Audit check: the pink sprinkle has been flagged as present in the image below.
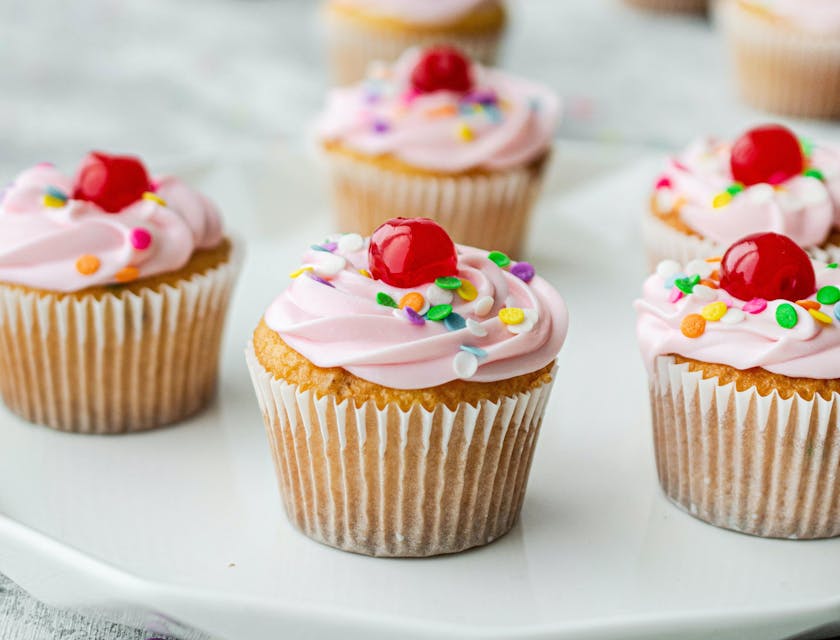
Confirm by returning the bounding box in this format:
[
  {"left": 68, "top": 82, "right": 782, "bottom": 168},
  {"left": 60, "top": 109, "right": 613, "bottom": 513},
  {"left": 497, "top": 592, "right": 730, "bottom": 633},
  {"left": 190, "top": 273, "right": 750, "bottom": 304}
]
[
  {"left": 655, "top": 176, "right": 672, "bottom": 190},
  {"left": 148, "top": 180, "right": 159, "bottom": 192},
  {"left": 668, "top": 288, "right": 684, "bottom": 303},
  {"left": 742, "top": 298, "right": 767, "bottom": 314},
  {"left": 130, "top": 227, "right": 152, "bottom": 251},
  {"left": 401, "top": 88, "right": 420, "bottom": 104},
  {"left": 672, "top": 160, "right": 688, "bottom": 172}
]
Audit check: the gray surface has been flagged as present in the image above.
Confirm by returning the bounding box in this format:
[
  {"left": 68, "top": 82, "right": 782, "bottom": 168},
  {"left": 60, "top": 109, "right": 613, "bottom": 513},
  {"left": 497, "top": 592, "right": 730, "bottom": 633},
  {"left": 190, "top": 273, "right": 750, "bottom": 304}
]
[{"left": 2, "top": 0, "right": 840, "bottom": 638}]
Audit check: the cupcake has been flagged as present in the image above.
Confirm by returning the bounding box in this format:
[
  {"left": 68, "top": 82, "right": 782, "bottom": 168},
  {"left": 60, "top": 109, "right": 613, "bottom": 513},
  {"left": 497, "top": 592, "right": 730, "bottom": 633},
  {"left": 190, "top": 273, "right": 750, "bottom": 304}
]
[
  {"left": 322, "top": 0, "right": 507, "bottom": 86},
  {"left": 643, "top": 123, "right": 840, "bottom": 268},
  {"left": 317, "top": 46, "right": 559, "bottom": 258},
  {"left": 719, "top": 0, "right": 840, "bottom": 119},
  {"left": 0, "top": 152, "right": 240, "bottom": 434},
  {"left": 636, "top": 232, "right": 840, "bottom": 539},
  {"left": 623, "top": 0, "right": 707, "bottom": 13},
  {"left": 246, "top": 217, "right": 568, "bottom": 557}
]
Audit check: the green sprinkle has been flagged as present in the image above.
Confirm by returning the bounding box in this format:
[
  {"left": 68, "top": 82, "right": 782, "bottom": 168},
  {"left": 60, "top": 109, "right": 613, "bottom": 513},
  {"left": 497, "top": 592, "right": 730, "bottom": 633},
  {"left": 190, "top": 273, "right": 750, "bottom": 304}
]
[
  {"left": 800, "top": 138, "right": 815, "bottom": 158},
  {"left": 488, "top": 251, "right": 511, "bottom": 268},
  {"left": 776, "top": 303, "right": 798, "bottom": 329},
  {"left": 828, "top": 263, "right": 838, "bottom": 269},
  {"left": 427, "top": 304, "right": 453, "bottom": 321},
  {"left": 726, "top": 183, "right": 744, "bottom": 196},
  {"left": 435, "top": 276, "right": 462, "bottom": 290},
  {"left": 376, "top": 292, "right": 398, "bottom": 308},
  {"left": 804, "top": 168, "right": 825, "bottom": 181},
  {"left": 675, "top": 274, "right": 701, "bottom": 295},
  {"left": 817, "top": 285, "right": 840, "bottom": 305}
]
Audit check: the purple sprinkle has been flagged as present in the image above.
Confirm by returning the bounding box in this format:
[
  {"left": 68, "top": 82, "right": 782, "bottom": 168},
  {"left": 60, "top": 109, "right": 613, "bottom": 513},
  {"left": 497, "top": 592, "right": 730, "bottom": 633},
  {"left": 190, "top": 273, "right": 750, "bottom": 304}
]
[
  {"left": 372, "top": 119, "right": 390, "bottom": 133},
  {"left": 465, "top": 89, "right": 498, "bottom": 106},
  {"left": 307, "top": 272, "right": 335, "bottom": 288},
  {"left": 405, "top": 307, "right": 425, "bottom": 326},
  {"left": 511, "top": 261, "right": 535, "bottom": 283},
  {"left": 322, "top": 241, "right": 338, "bottom": 252}
]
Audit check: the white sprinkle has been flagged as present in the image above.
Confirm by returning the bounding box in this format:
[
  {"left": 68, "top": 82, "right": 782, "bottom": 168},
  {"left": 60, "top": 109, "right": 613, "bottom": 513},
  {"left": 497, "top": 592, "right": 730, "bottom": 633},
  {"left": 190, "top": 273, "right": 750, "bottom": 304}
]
[
  {"left": 312, "top": 253, "right": 346, "bottom": 277},
  {"left": 691, "top": 284, "right": 716, "bottom": 301},
  {"left": 685, "top": 259, "right": 713, "bottom": 278},
  {"left": 474, "top": 296, "right": 494, "bottom": 317},
  {"left": 337, "top": 233, "right": 364, "bottom": 253},
  {"left": 507, "top": 309, "right": 538, "bottom": 335},
  {"left": 453, "top": 351, "right": 478, "bottom": 378},
  {"left": 426, "top": 285, "right": 453, "bottom": 306},
  {"left": 654, "top": 189, "right": 674, "bottom": 214},
  {"left": 747, "top": 184, "right": 775, "bottom": 205},
  {"left": 720, "top": 307, "right": 745, "bottom": 324},
  {"left": 466, "top": 318, "right": 488, "bottom": 337},
  {"left": 800, "top": 180, "right": 830, "bottom": 206},
  {"left": 656, "top": 260, "right": 681, "bottom": 280}
]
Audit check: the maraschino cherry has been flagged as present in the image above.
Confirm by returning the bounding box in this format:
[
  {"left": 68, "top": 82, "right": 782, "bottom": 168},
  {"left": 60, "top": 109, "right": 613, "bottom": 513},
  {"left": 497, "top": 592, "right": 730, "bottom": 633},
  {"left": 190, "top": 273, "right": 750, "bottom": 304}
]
[
  {"left": 72, "top": 152, "right": 152, "bottom": 213},
  {"left": 719, "top": 232, "right": 815, "bottom": 302},
  {"left": 410, "top": 46, "right": 474, "bottom": 94},
  {"left": 730, "top": 124, "right": 804, "bottom": 187},
  {"left": 368, "top": 217, "right": 458, "bottom": 289}
]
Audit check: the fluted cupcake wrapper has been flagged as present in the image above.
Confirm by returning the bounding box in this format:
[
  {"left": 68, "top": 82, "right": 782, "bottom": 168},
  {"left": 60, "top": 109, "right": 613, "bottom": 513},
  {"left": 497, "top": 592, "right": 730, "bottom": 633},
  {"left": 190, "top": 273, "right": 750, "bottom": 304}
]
[
  {"left": 720, "top": 1, "right": 840, "bottom": 119},
  {"left": 0, "top": 245, "right": 241, "bottom": 434},
  {"left": 323, "top": 11, "right": 502, "bottom": 86},
  {"left": 246, "top": 345, "right": 556, "bottom": 557},
  {"left": 650, "top": 355, "right": 840, "bottom": 539},
  {"left": 623, "top": 0, "right": 707, "bottom": 13},
  {"left": 324, "top": 150, "right": 549, "bottom": 258}
]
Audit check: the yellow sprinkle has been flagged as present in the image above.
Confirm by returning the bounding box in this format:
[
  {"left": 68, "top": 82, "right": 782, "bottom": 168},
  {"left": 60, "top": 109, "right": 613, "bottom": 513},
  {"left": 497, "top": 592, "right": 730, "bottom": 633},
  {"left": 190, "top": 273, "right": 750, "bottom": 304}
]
[
  {"left": 712, "top": 192, "right": 732, "bottom": 208},
  {"left": 75, "top": 254, "right": 100, "bottom": 276},
  {"left": 457, "top": 279, "right": 478, "bottom": 301},
  {"left": 142, "top": 192, "right": 167, "bottom": 206},
  {"left": 457, "top": 123, "right": 474, "bottom": 142},
  {"left": 359, "top": 269, "right": 372, "bottom": 278},
  {"left": 43, "top": 194, "right": 65, "bottom": 208},
  {"left": 499, "top": 307, "right": 525, "bottom": 325},
  {"left": 705, "top": 256, "right": 723, "bottom": 263},
  {"left": 114, "top": 266, "right": 140, "bottom": 283},
  {"left": 809, "top": 308, "right": 833, "bottom": 325},
  {"left": 701, "top": 301, "right": 728, "bottom": 322},
  {"left": 289, "top": 266, "right": 314, "bottom": 279}
]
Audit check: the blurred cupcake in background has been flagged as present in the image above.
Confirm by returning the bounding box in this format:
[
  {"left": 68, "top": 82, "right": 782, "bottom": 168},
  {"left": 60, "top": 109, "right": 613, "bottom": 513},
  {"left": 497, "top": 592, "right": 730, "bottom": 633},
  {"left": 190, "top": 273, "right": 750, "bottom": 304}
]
[
  {"left": 317, "top": 46, "right": 559, "bottom": 258},
  {"left": 719, "top": 0, "right": 840, "bottom": 119},
  {"left": 0, "top": 152, "right": 241, "bottom": 434},
  {"left": 323, "top": 0, "right": 506, "bottom": 86},
  {"left": 643, "top": 123, "right": 840, "bottom": 267},
  {"left": 623, "top": 0, "right": 707, "bottom": 14}
]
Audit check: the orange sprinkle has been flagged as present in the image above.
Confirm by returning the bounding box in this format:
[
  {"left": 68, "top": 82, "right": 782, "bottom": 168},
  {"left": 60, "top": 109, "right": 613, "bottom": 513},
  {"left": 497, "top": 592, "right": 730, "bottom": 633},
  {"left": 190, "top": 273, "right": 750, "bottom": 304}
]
[
  {"left": 699, "top": 279, "right": 719, "bottom": 289},
  {"left": 399, "top": 292, "right": 425, "bottom": 313},
  {"left": 705, "top": 256, "right": 723, "bottom": 263},
  {"left": 680, "top": 314, "right": 706, "bottom": 339},
  {"left": 709, "top": 269, "right": 720, "bottom": 281},
  {"left": 75, "top": 254, "right": 100, "bottom": 276},
  {"left": 796, "top": 300, "right": 820, "bottom": 311},
  {"left": 114, "top": 266, "right": 140, "bottom": 283},
  {"left": 425, "top": 104, "right": 457, "bottom": 118}
]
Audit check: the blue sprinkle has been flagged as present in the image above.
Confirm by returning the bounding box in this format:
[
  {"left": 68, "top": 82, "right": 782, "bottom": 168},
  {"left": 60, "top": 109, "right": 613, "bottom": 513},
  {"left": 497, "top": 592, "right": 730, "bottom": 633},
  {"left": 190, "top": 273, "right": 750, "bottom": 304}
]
[
  {"left": 45, "top": 185, "right": 68, "bottom": 201},
  {"left": 460, "top": 345, "right": 487, "bottom": 358},
  {"left": 311, "top": 244, "right": 330, "bottom": 252},
  {"left": 444, "top": 312, "right": 466, "bottom": 332},
  {"left": 834, "top": 304, "right": 840, "bottom": 322},
  {"left": 484, "top": 106, "right": 502, "bottom": 123},
  {"left": 665, "top": 273, "right": 686, "bottom": 289}
]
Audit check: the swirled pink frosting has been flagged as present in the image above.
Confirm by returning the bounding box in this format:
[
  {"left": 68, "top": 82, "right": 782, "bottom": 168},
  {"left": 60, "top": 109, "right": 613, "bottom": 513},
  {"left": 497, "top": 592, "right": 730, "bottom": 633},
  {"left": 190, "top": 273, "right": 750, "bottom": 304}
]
[
  {"left": 331, "top": 0, "right": 497, "bottom": 24},
  {"left": 636, "top": 257, "right": 840, "bottom": 379},
  {"left": 264, "top": 235, "right": 568, "bottom": 389},
  {"left": 317, "top": 48, "right": 559, "bottom": 173},
  {"left": 0, "top": 164, "right": 224, "bottom": 292},
  {"left": 744, "top": 0, "right": 840, "bottom": 35},
  {"left": 654, "top": 137, "right": 840, "bottom": 248}
]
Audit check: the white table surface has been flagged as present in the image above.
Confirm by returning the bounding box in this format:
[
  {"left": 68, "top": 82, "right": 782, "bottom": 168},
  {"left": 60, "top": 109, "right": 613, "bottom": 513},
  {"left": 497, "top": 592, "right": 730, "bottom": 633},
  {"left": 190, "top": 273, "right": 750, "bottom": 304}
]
[{"left": 2, "top": 0, "right": 840, "bottom": 639}]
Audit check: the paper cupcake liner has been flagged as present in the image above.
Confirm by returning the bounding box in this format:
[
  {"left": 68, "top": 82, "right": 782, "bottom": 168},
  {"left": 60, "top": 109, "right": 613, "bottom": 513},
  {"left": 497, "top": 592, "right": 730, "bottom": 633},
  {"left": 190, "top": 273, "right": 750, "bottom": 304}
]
[
  {"left": 649, "top": 355, "right": 840, "bottom": 539},
  {"left": 642, "top": 208, "right": 840, "bottom": 269},
  {"left": 0, "top": 245, "right": 242, "bottom": 434},
  {"left": 325, "top": 151, "right": 549, "bottom": 258},
  {"left": 720, "top": 2, "right": 840, "bottom": 119},
  {"left": 247, "top": 345, "right": 556, "bottom": 557},
  {"left": 323, "top": 10, "right": 502, "bottom": 85},
  {"left": 623, "top": 0, "right": 707, "bottom": 13}
]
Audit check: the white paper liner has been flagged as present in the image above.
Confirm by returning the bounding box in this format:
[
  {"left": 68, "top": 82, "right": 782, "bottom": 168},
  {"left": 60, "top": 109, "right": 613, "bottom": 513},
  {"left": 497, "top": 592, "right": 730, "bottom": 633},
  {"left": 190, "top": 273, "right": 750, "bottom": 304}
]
[
  {"left": 623, "top": 0, "right": 707, "bottom": 13},
  {"left": 642, "top": 207, "right": 840, "bottom": 269},
  {"left": 246, "top": 344, "right": 556, "bottom": 557},
  {"left": 323, "top": 8, "right": 502, "bottom": 86},
  {"left": 649, "top": 355, "right": 840, "bottom": 539},
  {"left": 324, "top": 150, "right": 549, "bottom": 258},
  {"left": 0, "top": 242, "right": 242, "bottom": 434},
  {"left": 720, "top": 1, "right": 840, "bottom": 118}
]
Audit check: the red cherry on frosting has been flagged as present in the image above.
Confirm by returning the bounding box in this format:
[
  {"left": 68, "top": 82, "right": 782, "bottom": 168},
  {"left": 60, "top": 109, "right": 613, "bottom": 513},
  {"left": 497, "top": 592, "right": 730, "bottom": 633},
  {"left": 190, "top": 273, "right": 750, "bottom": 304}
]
[
  {"left": 730, "top": 124, "right": 805, "bottom": 187},
  {"left": 72, "top": 151, "right": 151, "bottom": 213},
  {"left": 368, "top": 217, "right": 458, "bottom": 289},
  {"left": 719, "top": 232, "right": 815, "bottom": 302},
  {"left": 410, "top": 46, "right": 474, "bottom": 94}
]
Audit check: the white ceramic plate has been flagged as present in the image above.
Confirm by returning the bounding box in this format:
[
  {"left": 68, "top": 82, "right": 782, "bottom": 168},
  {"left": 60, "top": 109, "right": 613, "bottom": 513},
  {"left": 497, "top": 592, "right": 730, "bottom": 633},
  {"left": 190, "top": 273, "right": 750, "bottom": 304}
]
[{"left": 2, "top": 145, "right": 840, "bottom": 640}]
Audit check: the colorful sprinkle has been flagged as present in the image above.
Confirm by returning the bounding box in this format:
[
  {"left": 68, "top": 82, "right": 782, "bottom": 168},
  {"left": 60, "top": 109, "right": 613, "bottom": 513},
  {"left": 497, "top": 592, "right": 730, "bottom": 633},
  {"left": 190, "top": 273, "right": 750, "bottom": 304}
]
[
  {"left": 466, "top": 318, "right": 487, "bottom": 337},
  {"left": 828, "top": 263, "right": 838, "bottom": 269},
  {"left": 435, "top": 276, "right": 462, "bottom": 290},
  {"left": 685, "top": 259, "right": 713, "bottom": 278},
  {"left": 426, "top": 284, "right": 454, "bottom": 306},
  {"left": 804, "top": 168, "right": 825, "bottom": 181},
  {"left": 453, "top": 351, "right": 478, "bottom": 378},
  {"left": 460, "top": 345, "right": 487, "bottom": 358},
  {"left": 474, "top": 296, "right": 494, "bottom": 316},
  {"left": 377, "top": 292, "right": 398, "bottom": 308},
  {"left": 338, "top": 233, "right": 364, "bottom": 253},
  {"left": 444, "top": 312, "right": 466, "bottom": 331},
  {"left": 656, "top": 259, "right": 681, "bottom": 280},
  {"left": 668, "top": 287, "right": 684, "bottom": 303},
  {"left": 680, "top": 314, "right": 706, "bottom": 338},
  {"left": 457, "top": 279, "right": 478, "bottom": 301},
  {"left": 359, "top": 269, "right": 372, "bottom": 278},
  {"left": 499, "top": 307, "right": 525, "bottom": 325},
  {"left": 796, "top": 300, "right": 820, "bottom": 311},
  {"left": 372, "top": 119, "right": 390, "bottom": 133},
  {"left": 699, "top": 278, "right": 719, "bottom": 290},
  {"left": 674, "top": 274, "right": 701, "bottom": 295},
  {"left": 289, "top": 266, "right": 313, "bottom": 279},
  {"left": 75, "top": 254, "right": 100, "bottom": 276},
  {"left": 426, "top": 104, "right": 458, "bottom": 118},
  {"left": 511, "top": 262, "right": 535, "bottom": 283},
  {"left": 655, "top": 176, "right": 672, "bottom": 190},
  {"left": 399, "top": 292, "right": 426, "bottom": 313},
  {"left": 701, "top": 301, "right": 728, "bottom": 321},
  {"left": 712, "top": 192, "right": 732, "bottom": 208},
  {"left": 488, "top": 251, "right": 511, "bottom": 268},
  {"left": 142, "top": 192, "right": 166, "bottom": 206},
  {"left": 129, "top": 227, "right": 152, "bottom": 251},
  {"left": 720, "top": 308, "right": 745, "bottom": 324},
  {"left": 817, "top": 285, "right": 840, "bottom": 305},
  {"left": 457, "top": 123, "right": 474, "bottom": 142},
  {"left": 834, "top": 304, "right": 840, "bottom": 322},
  {"left": 691, "top": 284, "right": 717, "bottom": 302},
  {"left": 810, "top": 308, "right": 833, "bottom": 325},
  {"left": 726, "top": 183, "right": 745, "bottom": 196},
  {"left": 427, "top": 304, "right": 453, "bottom": 321},
  {"left": 706, "top": 256, "right": 723, "bottom": 263},
  {"left": 322, "top": 241, "right": 338, "bottom": 252},
  {"left": 404, "top": 307, "right": 425, "bottom": 326},
  {"left": 310, "top": 244, "right": 331, "bottom": 252},
  {"left": 307, "top": 272, "right": 335, "bottom": 288},
  {"left": 115, "top": 266, "right": 140, "bottom": 283},
  {"left": 776, "top": 303, "right": 798, "bottom": 329},
  {"left": 311, "top": 253, "right": 346, "bottom": 278},
  {"left": 742, "top": 298, "right": 767, "bottom": 314}
]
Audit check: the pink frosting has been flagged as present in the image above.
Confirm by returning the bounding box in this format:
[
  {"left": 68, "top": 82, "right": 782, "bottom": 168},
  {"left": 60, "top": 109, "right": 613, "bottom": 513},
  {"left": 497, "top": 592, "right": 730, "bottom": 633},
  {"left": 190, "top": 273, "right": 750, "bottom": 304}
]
[
  {"left": 264, "top": 235, "right": 568, "bottom": 389},
  {"left": 0, "top": 164, "right": 224, "bottom": 292},
  {"left": 654, "top": 137, "right": 840, "bottom": 248},
  {"left": 745, "top": 0, "right": 840, "bottom": 35},
  {"left": 331, "top": 0, "right": 496, "bottom": 23},
  {"left": 636, "top": 257, "right": 840, "bottom": 379},
  {"left": 317, "top": 48, "right": 559, "bottom": 173}
]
